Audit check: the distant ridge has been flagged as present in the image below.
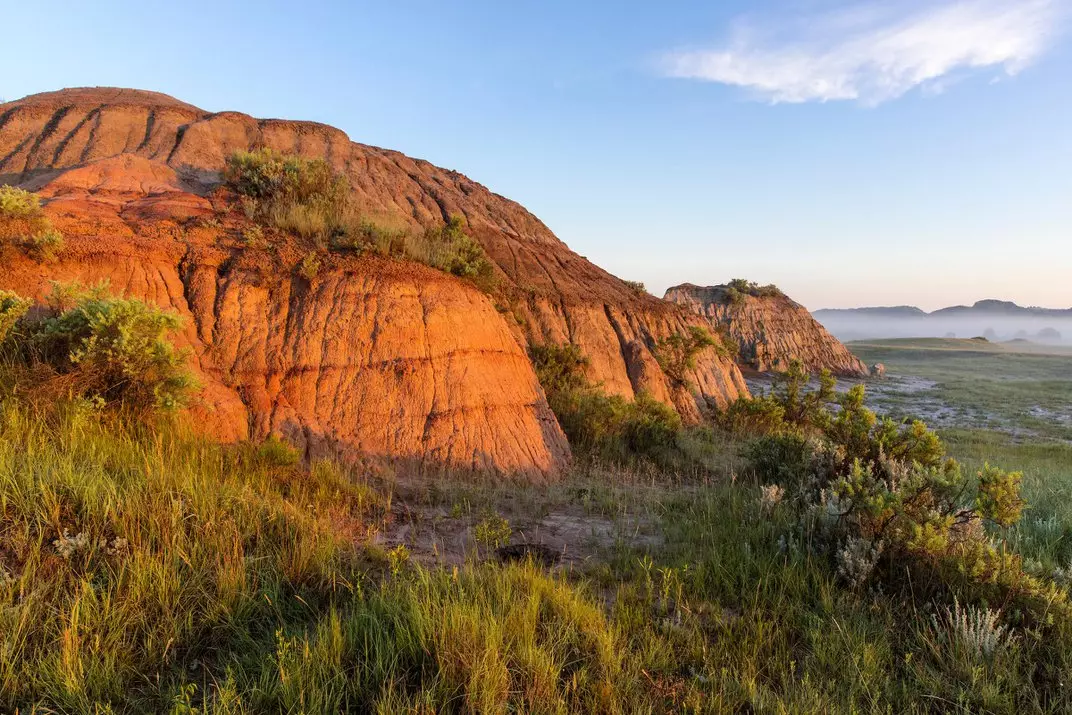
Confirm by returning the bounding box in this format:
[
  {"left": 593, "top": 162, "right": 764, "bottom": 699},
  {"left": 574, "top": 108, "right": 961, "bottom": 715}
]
[
  {"left": 814, "top": 300, "right": 1072, "bottom": 344},
  {"left": 816, "top": 300, "right": 1072, "bottom": 319}
]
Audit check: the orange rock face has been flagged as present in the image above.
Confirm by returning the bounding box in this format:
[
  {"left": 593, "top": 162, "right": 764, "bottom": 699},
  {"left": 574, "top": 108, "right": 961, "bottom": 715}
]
[
  {"left": 0, "top": 87, "right": 749, "bottom": 476},
  {"left": 665, "top": 284, "right": 869, "bottom": 378}
]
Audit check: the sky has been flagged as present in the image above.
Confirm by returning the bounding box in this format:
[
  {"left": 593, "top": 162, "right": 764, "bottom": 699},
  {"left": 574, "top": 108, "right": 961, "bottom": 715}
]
[{"left": 3, "top": 0, "right": 1071, "bottom": 310}]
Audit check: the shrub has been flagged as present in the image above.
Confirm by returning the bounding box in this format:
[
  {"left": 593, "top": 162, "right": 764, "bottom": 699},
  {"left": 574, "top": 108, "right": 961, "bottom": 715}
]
[
  {"left": 331, "top": 218, "right": 408, "bottom": 256},
  {"left": 224, "top": 149, "right": 348, "bottom": 230},
  {"left": 620, "top": 393, "right": 683, "bottom": 454},
  {"left": 745, "top": 432, "right": 815, "bottom": 486},
  {"left": 0, "top": 185, "right": 65, "bottom": 260},
  {"left": 474, "top": 513, "right": 512, "bottom": 550},
  {"left": 405, "top": 215, "right": 497, "bottom": 291},
  {"left": 29, "top": 283, "right": 196, "bottom": 412},
  {"left": 225, "top": 148, "right": 355, "bottom": 246},
  {"left": 531, "top": 342, "right": 683, "bottom": 463},
  {"left": 712, "top": 325, "right": 740, "bottom": 360},
  {"left": 25, "top": 228, "right": 64, "bottom": 260},
  {"left": 299, "top": 251, "right": 322, "bottom": 280},
  {"left": 654, "top": 326, "right": 718, "bottom": 388},
  {"left": 724, "top": 278, "right": 782, "bottom": 303},
  {"left": 739, "top": 366, "right": 1070, "bottom": 651},
  {"left": 226, "top": 151, "right": 499, "bottom": 292},
  {"left": 719, "top": 359, "right": 834, "bottom": 436},
  {"left": 529, "top": 343, "right": 590, "bottom": 396},
  {"left": 623, "top": 280, "right": 647, "bottom": 295},
  {"left": 0, "top": 291, "right": 31, "bottom": 344},
  {"left": 241, "top": 224, "right": 267, "bottom": 248},
  {"left": 256, "top": 435, "right": 302, "bottom": 467}
]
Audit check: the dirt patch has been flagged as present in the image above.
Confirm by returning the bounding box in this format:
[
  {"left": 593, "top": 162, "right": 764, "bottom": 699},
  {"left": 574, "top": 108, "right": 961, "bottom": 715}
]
[{"left": 375, "top": 483, "right": 665, "bottom": 568}]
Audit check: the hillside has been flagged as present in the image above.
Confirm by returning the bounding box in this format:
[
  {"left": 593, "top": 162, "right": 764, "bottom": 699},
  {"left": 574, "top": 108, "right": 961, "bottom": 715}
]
[
  {"left": 0, "top": 87, "right": 747, "bottom": 475},
  {"left": 665, "top": 282, "right": 869, "bottom": 377}
]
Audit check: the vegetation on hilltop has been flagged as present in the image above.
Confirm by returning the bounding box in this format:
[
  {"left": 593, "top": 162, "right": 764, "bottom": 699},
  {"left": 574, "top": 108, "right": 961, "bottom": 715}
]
[
  {"left": 223, "top": 149, "right": 496, "bottom": 292},
  {"left": 0, "top": 185, "right": 65, "bottom": 260},
  {"left": 724, "top": 277, "right": 783, "bottom": 305}
]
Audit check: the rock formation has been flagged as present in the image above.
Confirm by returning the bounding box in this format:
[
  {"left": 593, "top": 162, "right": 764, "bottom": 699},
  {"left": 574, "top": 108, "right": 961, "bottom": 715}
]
[
  {"left": 0, "top": 87, "right": 748, "bottom": 476},
  {"left": 664, "top": 283, "right": 869, "bottom": 377}
]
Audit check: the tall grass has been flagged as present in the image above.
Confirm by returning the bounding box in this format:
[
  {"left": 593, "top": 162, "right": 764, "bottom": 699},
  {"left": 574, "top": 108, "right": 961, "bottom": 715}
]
[{"left": 0, "top": 401, "right": 378, "bottom": 712}]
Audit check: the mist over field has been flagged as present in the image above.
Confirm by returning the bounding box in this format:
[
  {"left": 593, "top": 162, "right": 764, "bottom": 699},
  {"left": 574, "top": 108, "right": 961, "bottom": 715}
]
[{"left": 814, "top": 303, "right": 1072, "bottom": 345}]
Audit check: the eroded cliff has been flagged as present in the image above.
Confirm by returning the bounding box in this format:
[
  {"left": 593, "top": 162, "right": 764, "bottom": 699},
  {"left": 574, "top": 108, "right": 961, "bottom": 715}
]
[
  {"left": 665, "top": 283, "right": 869, "bottom": 377},
  {"left": 0, "top": 88, "right": 748, "bottom": 475}
]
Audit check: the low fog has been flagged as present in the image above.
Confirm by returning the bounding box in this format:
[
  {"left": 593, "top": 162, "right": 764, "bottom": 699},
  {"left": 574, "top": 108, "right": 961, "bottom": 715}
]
[{"left": 814, "top": 310, "right": 1072, "bottom": 346}]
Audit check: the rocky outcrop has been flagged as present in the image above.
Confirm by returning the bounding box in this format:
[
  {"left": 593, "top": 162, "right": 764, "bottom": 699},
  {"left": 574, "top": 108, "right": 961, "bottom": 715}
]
[
  {"left": 665, "top": 283, "right": 869, "bottom": 378},
  {"left": 0, "top": 156, "right": 570, "bottom": 477},
  {"left": 0, "top": 87, "right": 749, "bottom": 475}
]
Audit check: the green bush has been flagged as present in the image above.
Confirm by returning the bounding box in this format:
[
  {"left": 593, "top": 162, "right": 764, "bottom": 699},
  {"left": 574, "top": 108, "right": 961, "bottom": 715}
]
[
  {"left": 224, "top": 148, "right": 349, "bottom": 241},
  {"left": 16, "top": 283, "right": 197, "bottom": 413},
  {"left": 0, "top": 185, "right": 65, "bottom": 260},
  {"left": 0, "top": 184, "right": 41, "bottom": 218},
  {"left": 719, "top": 360, "right": 834, "bottom": 436},
  {"left": 736, "top": 361, "right": 1070, "bottom": 659},
  {"left": 724, "top": 278, "right": 782, "bottom": 303},
  {"left": 654, "top": 326, "right": 719, "bottom": 388},
  {"left": 0, "top": 291, "right": 31, "bottom": 344},
  {"left": 405, "top": 215, "right": 497, "bottom": 291},
  {"left": 623, "top": 280, "right": 647, "bottom": 295},
  {"left": 256, "top": 435, "right": 302, "bottom": 467},
  {"left": 299, "top": 251, "right": 321, "bottom": 280},
  {"left": 529, "top": 342, "right": 590, "bottom": 396},
  {"left": 25, "top": 228, "right": 64, "bottom": 260},
  {"left": 530, "top": 342, "right": 682, "bottom": 463},
  {"left": 225, "top": 148, "right": 353, "bottom": 245}
]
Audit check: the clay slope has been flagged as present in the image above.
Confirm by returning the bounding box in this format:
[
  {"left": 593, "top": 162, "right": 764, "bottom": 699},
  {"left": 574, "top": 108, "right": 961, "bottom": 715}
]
[
  {"left": 0, "top": 154, "right": 570, "bottom": 477},
  {"left": 665, "top": 284, "right": 869, "bottom": 378},
  {"left": 0, "top": 88, "right": 747, "bottom": 418}
]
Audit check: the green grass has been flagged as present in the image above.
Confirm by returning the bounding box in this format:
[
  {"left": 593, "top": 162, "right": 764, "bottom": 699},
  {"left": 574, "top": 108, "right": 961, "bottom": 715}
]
[
  {"left": 6, "top": 330, "right": 1072, "bottom": 712},
  {"left": 847, "top": 338, "right": 1072, "bottom": 605},
  {"left": 5, "top": 398, "right": 1072, "bottom": 712},
  {"left": 851, "top": 338, "right": 1072, "bottom": 441}
]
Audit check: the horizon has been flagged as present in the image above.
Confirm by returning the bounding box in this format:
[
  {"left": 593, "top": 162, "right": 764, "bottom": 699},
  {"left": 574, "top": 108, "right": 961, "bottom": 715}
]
[{"left": 4, "top": 0, "right": 1071, "bottom": 312}]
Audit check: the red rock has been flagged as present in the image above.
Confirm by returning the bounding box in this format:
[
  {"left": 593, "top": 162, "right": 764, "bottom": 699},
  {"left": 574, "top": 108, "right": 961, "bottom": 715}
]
[
  {"left": 0, "top": 87, "right": 750, "bottom": 476},
  {"left": 665, "top": 283, "right": 869, "bottom": 378}
]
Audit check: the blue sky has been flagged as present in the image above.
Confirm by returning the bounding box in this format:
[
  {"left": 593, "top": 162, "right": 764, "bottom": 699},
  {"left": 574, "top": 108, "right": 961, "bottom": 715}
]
[{"left": 4, "top": 0, "right": 1071, "bottom": 310}]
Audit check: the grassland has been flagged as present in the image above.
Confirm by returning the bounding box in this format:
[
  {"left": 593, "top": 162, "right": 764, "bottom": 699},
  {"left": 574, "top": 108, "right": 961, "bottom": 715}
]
[
  {"left": 4, "top": 335, "right": 1072, "bottom": 712},
  {"left": 8, "top": 404, "right": 1062, "bottom": 714},
  {"left": 849, "top": 338, "right": 1072, "bottom": 575},
  {"left": 850, "top": 338, "right": 1072, "bottom": 442}
]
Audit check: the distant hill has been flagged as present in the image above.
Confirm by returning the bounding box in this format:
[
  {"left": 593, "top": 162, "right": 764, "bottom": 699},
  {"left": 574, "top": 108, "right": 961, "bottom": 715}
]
[
  {"left": 814, "top": 300, "right": 1072, "bottom": 344},
  {"left": 665, "top": 283, "right": 869, "bottom": 377},
  {"left": 816, "top": 300, "right": 1072, "bottom": 320}
]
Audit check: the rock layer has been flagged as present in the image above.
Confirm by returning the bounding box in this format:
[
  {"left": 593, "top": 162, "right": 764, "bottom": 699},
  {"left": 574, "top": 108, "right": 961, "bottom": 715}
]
[
  {"left": 0, "top": 161, "right": 570, "bottom": 477},
  {"left": 665, "top": 283, "right": 869, "bottom": 377},
  {"left": 0, "top": 88, "right": 746, "bottom": 412},
  {"left": 0, "top": 87, "right": 749, "bottom": 475}
]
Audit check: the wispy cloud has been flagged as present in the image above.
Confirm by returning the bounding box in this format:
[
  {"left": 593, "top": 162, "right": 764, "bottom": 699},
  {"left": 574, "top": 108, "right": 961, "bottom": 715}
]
[{"left": 661, "top": 0, "right": 1068, "bottom": 105}]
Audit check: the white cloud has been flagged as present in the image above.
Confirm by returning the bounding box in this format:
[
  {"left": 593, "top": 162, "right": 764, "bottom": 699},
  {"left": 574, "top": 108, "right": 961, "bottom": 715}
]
[{"left": 662, "top": 0, "right": 1068, "bottom": 105}]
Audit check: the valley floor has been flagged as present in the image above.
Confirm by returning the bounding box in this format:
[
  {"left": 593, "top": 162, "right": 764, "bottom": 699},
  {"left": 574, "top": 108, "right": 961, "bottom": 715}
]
[{"left": 4, "top": 337, "right": 1072, "bottom": 713}]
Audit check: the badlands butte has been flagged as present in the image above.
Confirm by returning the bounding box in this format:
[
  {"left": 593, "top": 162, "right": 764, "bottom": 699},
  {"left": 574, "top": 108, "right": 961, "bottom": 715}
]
[{"left": 0, "top": 87, "right": 862, "bottom": 476}]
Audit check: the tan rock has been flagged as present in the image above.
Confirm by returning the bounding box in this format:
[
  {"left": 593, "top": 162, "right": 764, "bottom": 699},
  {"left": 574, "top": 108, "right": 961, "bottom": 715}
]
[
  {"left": 665, "top": 283, "right": 869, "bottom": 378},
  {"left": 0, "top": 87, "right": 751, "bottom": 476}
]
